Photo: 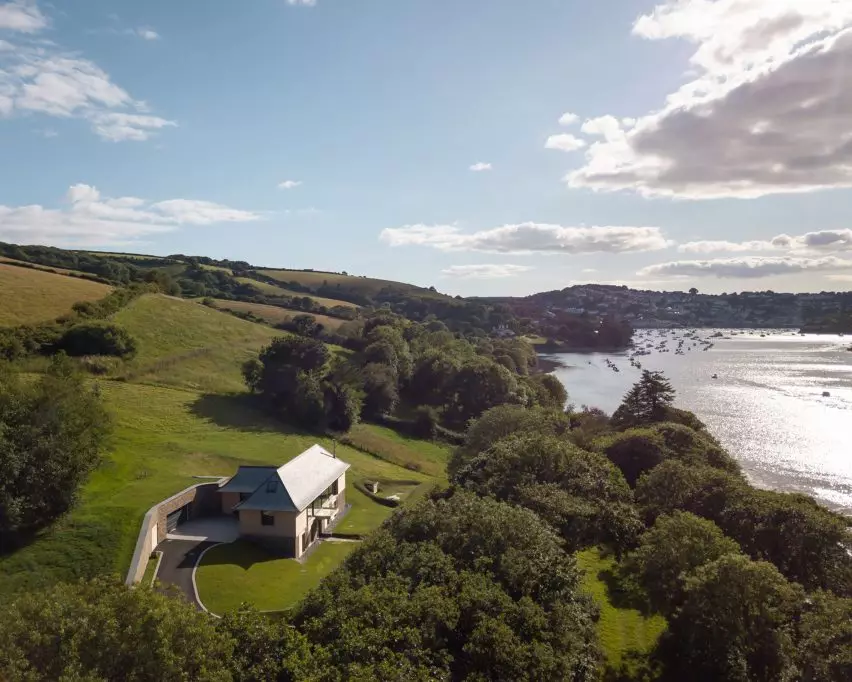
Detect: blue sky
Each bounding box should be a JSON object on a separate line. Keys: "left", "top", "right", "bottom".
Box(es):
{"left": 1, "top": 0, "right": 852, "bottom": 296}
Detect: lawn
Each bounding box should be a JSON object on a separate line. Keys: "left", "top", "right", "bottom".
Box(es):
{"left": 345, "top": 423, "right": 451, "bottom": 480}
{"left": 0, "top": 263, "right": 112, "bottom": 326}
{"left": 111, "top": 294, "right": 281, "bottom": 392}
{"left": 197, "top": 540, "right": 356, "bottom": 614}
{"left": 212, "top": 299, "right": 347, "bottom": 331}
{"left": 575, "top": 548, "right": 666, "bottom": 671}
{"left": 0, "top": 381, "right": 435, "bottom": 603}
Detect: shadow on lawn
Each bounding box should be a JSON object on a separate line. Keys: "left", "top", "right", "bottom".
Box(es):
{"left": 190, "top": 393, "right": 297, "bottom": 434}
{"left": 199, "top": 540, "right": 279, "bottom": 570}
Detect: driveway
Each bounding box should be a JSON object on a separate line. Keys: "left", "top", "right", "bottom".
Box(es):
{"left": 166, "top": 516, "right": 240, "bottom": 543}
{"left": 155, "top": 538, "right": 216, "bottom": 610}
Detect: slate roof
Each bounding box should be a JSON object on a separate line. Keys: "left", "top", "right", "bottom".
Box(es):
{"left": 218, "top": 466, "right": 278, "bottom": 494}
{"left": 232, "top": 445, "right": 350, "bottom": 513}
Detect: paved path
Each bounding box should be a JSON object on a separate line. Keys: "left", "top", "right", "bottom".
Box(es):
{"left": 155, "top": 538, "right": 216, "bottom": 610}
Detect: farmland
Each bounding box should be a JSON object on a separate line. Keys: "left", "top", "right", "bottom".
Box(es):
{"left": 211, "top": 298, "right": 348, "bottom": 331}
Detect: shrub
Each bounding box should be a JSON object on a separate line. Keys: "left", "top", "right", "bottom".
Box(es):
{"left": 58, "top": 322, "right": 138, "bottom": 358}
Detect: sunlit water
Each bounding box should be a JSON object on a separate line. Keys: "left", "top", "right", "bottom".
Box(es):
{"left": 543, "top": 330, "right": 852, "bottom": 514}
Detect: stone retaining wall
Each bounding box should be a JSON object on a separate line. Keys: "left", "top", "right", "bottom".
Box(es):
{"left": 125, "top": 479, "right": 225, "bottom": 585}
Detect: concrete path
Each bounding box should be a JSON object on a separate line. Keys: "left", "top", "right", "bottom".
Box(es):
{"left": 155, "top": 538, "right": 216, "bottom": 610}
{"left": 166, "top": 517, "right": 240, "bottom": 543}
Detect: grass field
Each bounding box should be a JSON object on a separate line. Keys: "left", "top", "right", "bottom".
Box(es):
{"left": 345, "top": 423, "right": 451, "bottom": 480}
{"left": 0, "top": 264, "right": 112, "bottom": 326}
{"left": 111, "top": 294, "right": 281, "bottom": 392}
{"left": 576, "top": 548, "right": 666, "bottom": 671}
{"left": 236, "top": 278, "right": 359, "bottom": 310}
{"left": 197, "top": 540, "right": 356, "bottom": 614}
{"left": 212, "top": 299, "right": 347, "bottom": 331}
{"left": 257, "top": 269, "right": 447, "bottom": 299}
{"left": 0, "top": 381, "right": 436, "bottom": 603}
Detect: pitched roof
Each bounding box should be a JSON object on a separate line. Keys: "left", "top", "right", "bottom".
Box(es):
{"left": 219, "top": 466, "right": 279, "bottom": 494}
{"left": 234, "top": 445, "right": 350, "bottom": 513}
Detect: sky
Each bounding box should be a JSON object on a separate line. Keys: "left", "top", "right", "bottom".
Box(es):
{"left": 1, "top": 0, "right": 852, "bottom": 297}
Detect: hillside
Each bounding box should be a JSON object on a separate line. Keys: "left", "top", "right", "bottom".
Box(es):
{"left": 258, "top": 268, "right": 447, "bottom": 299}
{"left": 211, "top": 299, "right": 349, "bottom": 331}
{"left": 0, "top": 263, "right": 112, "bottom": 326}
{"left": 111, "top": 294, "right": 280, "bottom": 393}
{"left": 234, "top": 277, "right": 359, "bottom": 310}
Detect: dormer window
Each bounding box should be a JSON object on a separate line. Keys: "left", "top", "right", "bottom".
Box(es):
{"left": 266, "top": 479, "right": 277, "bottom": 493}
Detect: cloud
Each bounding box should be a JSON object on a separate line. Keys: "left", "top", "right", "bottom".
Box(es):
{"left": 0, "top": 5, "right": 175, "bottom": 141}
{"left": 286, "top": 0, "right": 317, "bottom": 5}
{"left": 441, "top": 264, "right": 533, "bottom": 279}
{"left": 380, "top": 223, "right": 671, "bottom": 255}
{"left": 639, "top": 256, "right": 852, "bottom": 279}
{"left": 0, "top": 183, "right": 262, "bottom": 247}
{"left": 136, "top": 28, "right": 159, "bottom": 41}
{"left": 278, "top": 180, "right": 303, "bottom": 190}
{"left": 581, "top": 268, "right": 598, "bottom": 273}
{"left": 679, "top": 229, "right": 852, "bottom": 253}
{"left": 558, "top": 111, "right": 579, "bottom": 126}
{"left": 545, "top": 133, "right": 586, "bottom": 153}
{"left": 567, "top": 1, "right": 852, "bottom": 199}
{"left": 0, "top": 1, "right": 46, "bottom": 32}
{"left": 469, "top": 162, "right": 492, "bottom": 172}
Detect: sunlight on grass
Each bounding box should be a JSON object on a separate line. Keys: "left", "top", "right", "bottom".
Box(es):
{"left": 345, "top": 423, "right": 450, "bottom": 479}
{"left": 197, "top": 539, "right": 356, "bottom": 614}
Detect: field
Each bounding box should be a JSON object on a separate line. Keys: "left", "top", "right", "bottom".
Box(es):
{"left": 258, "top": 269, "right": 447, "bottom": 299}
{"left": 111, "top": 294, "right": 281, "bottom": 393}
{"left": 344, "top": 423, "right": 451, "bottom": 480}
{"left": 576, "top": 548, "right": 666, "bottom": 672}
{"left": 0, "top": 263, "right": 112, "bottom": 326}
{"left": 196, "top": 540, "right": 356, "bottom": 614}
{"left": 0, "top": 382, "right": 436, "bottom": 603}
{"left": 212, "top": 299, "right": 348, "bottom": 331}
{"left": 236, "top": 278, "right": 359, "bottom": 310}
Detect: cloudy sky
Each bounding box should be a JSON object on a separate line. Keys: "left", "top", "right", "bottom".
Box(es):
{"left": 1, "top": 0, "right": 851, "bottom": 296}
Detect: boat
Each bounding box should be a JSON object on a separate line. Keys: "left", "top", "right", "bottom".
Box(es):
{"left": 712, "top": 374, "right": 718, "bottom": 379}
{"left": 823, "top": 391, "right": 831, "bottom": 397}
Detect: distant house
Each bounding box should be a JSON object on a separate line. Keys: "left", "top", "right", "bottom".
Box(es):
{"left": 218, "top": 445, "right": 349, "bottom": 559}
{"left": 493, "top": 323, "right": 516, "bottom": 338}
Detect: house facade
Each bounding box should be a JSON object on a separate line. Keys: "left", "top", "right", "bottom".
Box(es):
{"left": 218, "top": 445, "right": 349, "bottom": 559}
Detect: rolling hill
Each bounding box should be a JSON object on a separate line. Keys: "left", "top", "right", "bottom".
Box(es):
{"left": 0, "top": 263, "right": 112, "bottom": 326}
{"left": 234, "top": 277, "right": 360, "bottom": 310}
{"left": 257, "top": 268, "right": 448, "bottom": 299}
{"left": 211, "top": 299, "right": 349, "bottom": 331}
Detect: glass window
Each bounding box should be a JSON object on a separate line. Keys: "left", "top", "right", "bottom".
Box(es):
{"left": 266, "top": 479, "right": 276, "bottom": 493}
{"left": 261, "top": 511, "right": 274, "bottom": 526}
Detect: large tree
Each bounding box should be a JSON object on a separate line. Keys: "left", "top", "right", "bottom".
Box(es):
{"left": 0, "top": 356, "right": 110, "bottom": 548}
{"left": 611, "top": 370, "right": 675, "bottom": 428}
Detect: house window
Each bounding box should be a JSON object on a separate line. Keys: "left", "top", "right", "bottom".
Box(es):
{"left": 331, "top": 480, "right": 339, "bottom": 495}
{"left": 261, "top": 511, "right": 274, "bottom": 526}
{"left": 266, "top": 479, "right": 277, "bottom": 493}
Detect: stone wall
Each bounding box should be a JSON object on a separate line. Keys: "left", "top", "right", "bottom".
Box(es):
{"left": 125, "top": 479, "right": 225, "bottom": 585}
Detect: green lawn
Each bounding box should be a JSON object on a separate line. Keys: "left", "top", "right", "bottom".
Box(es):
{"left": 141, "top": 551, "right": 162, "bottom": 586}
{"left": 196, "top": 540, "right": 356, "bottom": 614}
{"left": 0, "top": 381, "right": 435, "bottom": 603}
{"left": 111, "top": 294, "right": 281, "bottom": 393}
{"left": 576, "top": 548, "right": 666, "bottom": 671}
{"left": 345, "top": 423, "right": 451, "bottom": 480}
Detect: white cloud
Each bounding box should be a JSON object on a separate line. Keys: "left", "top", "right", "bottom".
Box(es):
{"left": 469, "top": 162, "right": 492, "bottom": 172}
{"left": 441, "top": 264, "right": 533, "bottom": 279}
{"left": 558, "top": 111, "right": 579, "bottom": 126}
{"left": 581, "top": 268, "right": 598, "bottom": 273}
{"left": 0, "top": 183, "right": 262, "bottom": 247}
{"left": 639, "top": 256, "right": 852, "bottom": 279}
{"left": 286, "top": 0, "right": 317, "bottom": 5}
{"left": 278, "top": 180, "right": 303, "bottom": 190}
{"left": 567, "top": 1, "right": 852, "bottom": 199}
{"left": 136, "top": 28, "right": 159, "bottom": 41}
{"left": 679, "top": 229, "right": 852, "bottom": 253}
{"left": 545, "top": 133, "right": 586, "bottom": 153}
{"left": 0, "top": 1, "right": 46, "bottom": 32}
{"left": 0, "top": 6, "right": 175, "bottom": 141}
{"left": 381, "top": 223, "right": 671, "bottom": 255}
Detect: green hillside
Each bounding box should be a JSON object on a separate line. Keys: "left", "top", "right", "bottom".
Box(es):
{"left": 258, "top": 268, "right": 447, "bottom": 299}
{"left": 0, "top": 263, "right": 112, "bottom": 326}
{"left": 212, "top": 298, "right": 349, "bottom": 331}
{"left": 111, "top": 294, "right": 280, "bottom": 392}
{"left": 235, "top": 277, "right": 360, "bottom": 310}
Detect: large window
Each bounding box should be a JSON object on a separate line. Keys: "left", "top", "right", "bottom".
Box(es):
{"left": 261, "top": 511, "right": 274, "bottom": 526}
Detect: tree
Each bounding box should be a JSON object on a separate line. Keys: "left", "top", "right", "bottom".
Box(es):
{"left": 611, "top": 371, "right": 676, "bottom": 428}
{"left": 241, "top": 358, "right": 263, "bottom": 393}
{"left": 598, "top": 428, "right": 669, "bottom": 487}
{"left": 0, "top": 578, "right": 233, "bottom": 680}
{"left": 655, "top": 554, "right": 803, "bottom": 682}
{"left": 361, "top": 362, "right": 399, "bottom": 418}
{"left": 58, "top": 322, "right": 137, "bottom": 358}
{"left": 323, "top": 380, "right": 361, "bottom": 433}
{"left": 290, "top": 314, "right": 322, "bottom": 338}
{"left": 143, "top": 268, "right": 180, "bottom": 295}
{"left": 444, "top": 357, "right": 522, "bottom": 428}
{"left": 412, "top": 405, "right": 439, "bottom": 440}
{"left": 0, "top": 356, "right": 110, "bottom": 547}
{"left": 795, "top": 591, "right": 852, "bottom": 681}
{"left": 689, "top": 287, "right": 699, "bottom": 295}
{"left": 525, "top": 373, "right": 569, "bottom": 410}
{"left": 625, "top": 511, "right": 741, "bottom": 614}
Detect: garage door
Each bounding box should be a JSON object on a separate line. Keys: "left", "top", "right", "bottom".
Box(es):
{"left": 166, "top": 505, "right": 190, "bottom": 533}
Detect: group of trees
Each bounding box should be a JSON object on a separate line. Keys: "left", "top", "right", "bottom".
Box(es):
{"left": 0, "top": 356, "right": 110, "bottom": 550}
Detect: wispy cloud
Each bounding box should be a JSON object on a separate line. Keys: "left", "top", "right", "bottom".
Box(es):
{"left": 469, "top": 162, "right": 492, "bottom": 172}
{"left": 136, "top": 28, "right": 159, "bottom": 41}
{"left": 679, "top": 229, "right": 852, "bottom": 254}
{"left": 545, "top": 133, "right": 586, "bottom": 153}
{"left": 639, "top": 256, "right": 852, "bottom": 279}
{"left": 278, "top": 180, "right": 303, "bottom": 190}
{"left": 381, "top": 223, "right": 671, "bottom": 255}
{"left": 286, "top": 0, "right": 317, "bottom": 6}
{"left": 0, "top": 183, "right": 262, "bottom": 247}
{"left": 0, "top": 4, "right": 175, "bottom": 141}
{"left": 441, "top": 264, "right": 533, "bottom": 279}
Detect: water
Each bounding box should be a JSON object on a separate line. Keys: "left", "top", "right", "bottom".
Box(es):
{"left": 543, "top": 330, "right": 852, "bottom": 514}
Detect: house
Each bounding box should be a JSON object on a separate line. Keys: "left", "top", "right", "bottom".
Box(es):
{"left": 218, "top": 445, "right": 349, "bottom": 559}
